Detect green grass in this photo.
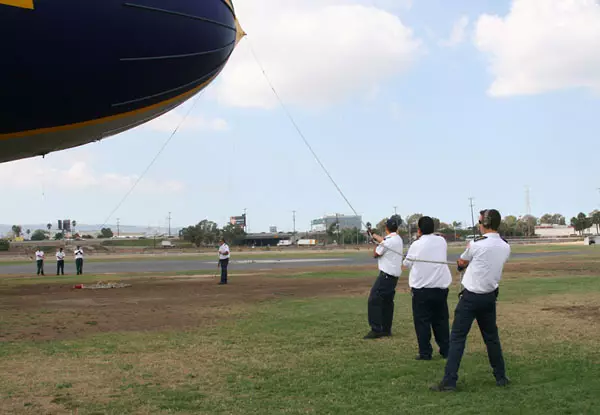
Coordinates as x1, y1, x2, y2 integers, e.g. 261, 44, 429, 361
1, 270, 599, 414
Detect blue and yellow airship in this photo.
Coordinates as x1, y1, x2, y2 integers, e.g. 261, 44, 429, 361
0, 0, 244, 163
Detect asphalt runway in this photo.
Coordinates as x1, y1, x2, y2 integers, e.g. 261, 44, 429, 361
0, 251, 582, 276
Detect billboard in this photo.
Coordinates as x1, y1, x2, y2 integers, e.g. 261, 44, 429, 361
230, 214, 246, 227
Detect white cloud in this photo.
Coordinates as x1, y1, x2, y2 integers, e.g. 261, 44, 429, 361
214, 0, 422, 109
0, 159, 184, 194
145, 110, 229, 133
439, 16, 469, 47
474, 0, 600, 97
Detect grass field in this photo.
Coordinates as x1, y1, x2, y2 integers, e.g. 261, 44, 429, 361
1, 251, 599, 414
0, 243, 593, 267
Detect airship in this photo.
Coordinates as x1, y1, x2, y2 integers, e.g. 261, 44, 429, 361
0, 0, 244, 164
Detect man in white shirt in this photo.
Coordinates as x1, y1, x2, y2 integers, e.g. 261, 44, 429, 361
364, 217, 404, 339
56, 247, 65, 275
218, 238, 230, 285
74, 246, 84, 275
403, 216, 452, 361
431, 209, 511, 392
35, 248, 45, 276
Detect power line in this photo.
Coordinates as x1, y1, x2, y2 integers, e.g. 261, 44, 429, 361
99, 91, 205, 229
246, 38, 453, 266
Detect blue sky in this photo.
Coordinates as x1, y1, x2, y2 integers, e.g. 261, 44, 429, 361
1, 0, 599, 232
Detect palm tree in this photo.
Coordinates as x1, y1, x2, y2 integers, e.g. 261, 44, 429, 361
47, 223, 52, 231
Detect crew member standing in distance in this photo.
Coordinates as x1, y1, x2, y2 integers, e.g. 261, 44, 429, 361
364, 217, 404, 339
218, 238, 230, 285
35, 247, 45, 276
74, 246, 84, 275
431, 209, 511, 391
403, 216, 452, 360
56, 247, 65, 275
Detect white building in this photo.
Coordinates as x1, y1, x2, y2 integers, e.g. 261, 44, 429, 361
535, 224, 596, 238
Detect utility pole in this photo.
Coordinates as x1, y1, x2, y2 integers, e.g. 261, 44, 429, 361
525, 186, 531, 237
393, 206, 397, 216
116, 218, 120, 238
292, 210, 296, 242
469, 197, 477, 235
167, 212, 172, 238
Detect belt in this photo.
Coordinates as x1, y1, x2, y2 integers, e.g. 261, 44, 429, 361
459, 288, 499, 299
381, 271, 399, 279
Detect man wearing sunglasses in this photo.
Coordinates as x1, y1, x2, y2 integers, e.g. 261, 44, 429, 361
430, 209, 511, 391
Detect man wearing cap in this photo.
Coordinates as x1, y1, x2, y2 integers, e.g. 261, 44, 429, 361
364, 216, 404, 339
403, 216, 451, 360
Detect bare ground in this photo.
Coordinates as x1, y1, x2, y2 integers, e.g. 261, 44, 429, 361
0, 267, 385, 342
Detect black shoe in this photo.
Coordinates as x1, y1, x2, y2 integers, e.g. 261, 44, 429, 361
218, 282, 227, 285
496, 377, 510, 387
429, 381, 456, 392
363, 331, 386, 339
416, 355, 432, 361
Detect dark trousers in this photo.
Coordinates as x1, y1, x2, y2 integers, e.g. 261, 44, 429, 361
57, 260, 65, 275
368, 271, 399, 333
443, 289, 506, 386
412, 288, 450, 358
76, 258, 83, 275
219, 258, 229, 283
36, 260, 44, 275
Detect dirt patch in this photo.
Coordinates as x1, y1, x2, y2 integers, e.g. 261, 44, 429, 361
541, 305, 600, 319
0, 272, 383, 343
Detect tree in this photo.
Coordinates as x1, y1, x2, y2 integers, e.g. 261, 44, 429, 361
500, 215, 520, 237
11, 225, 22, 238
518, 215, 538, 237
540, 213, 566, 225
221, 223, 246, 246
31, 229, 47, 241
47, 223, 52, 231
591, 210, 600, 234
180, 220, 222, 247
406, 214, 423, 226
99, 228, 114, 238
54, 232, 64, 240
26, 229, 31, 237
571, 213, 591, 236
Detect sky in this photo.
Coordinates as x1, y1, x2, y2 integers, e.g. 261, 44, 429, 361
1, 0, 600, 232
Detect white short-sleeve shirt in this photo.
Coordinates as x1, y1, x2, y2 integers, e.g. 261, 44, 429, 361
375, 232, 404, 277
56, 251, 65, 261
460, 233, 511, 294
403, 234, 452, 289
35, 250, 44, 261
218, 243, 230, 260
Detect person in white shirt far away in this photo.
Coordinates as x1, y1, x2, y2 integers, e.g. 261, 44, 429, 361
403, 216, 452, 361
56, 247, 66, 275
35, 247, 45, 276
74, 246, 84, 275
364, 216, 404, 339
430, 209, 511, 392
217, 238, 230, 285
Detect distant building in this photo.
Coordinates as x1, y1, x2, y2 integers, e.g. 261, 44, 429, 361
535, 224, 596, 238
311, 214, 362, 232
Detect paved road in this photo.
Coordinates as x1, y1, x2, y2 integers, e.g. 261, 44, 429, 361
0, 251, 583, 276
